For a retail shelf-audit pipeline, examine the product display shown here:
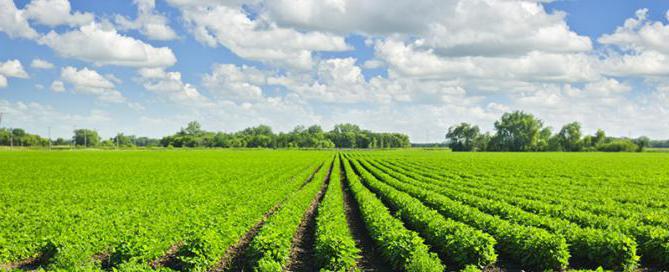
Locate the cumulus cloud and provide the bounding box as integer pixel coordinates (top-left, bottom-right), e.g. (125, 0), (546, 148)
(0, 59), (28, 88)
(265, 0), (591, 56)
(202, 64), (268, 102)
(0, 99), (114, 137)
(0, 0), (39, 39)
(60, 66), (125, 103)
(39, 23), (177, 68)
(137, 68), (211, 106)
(24, 0), (94, 27)
(50, 80), (65, 92)
(31, 59), (54, 69)
(375, 39), (599, 84)
(115, 0), (178, 40)
(599, 9), (669, 77)
(176, 3), (349, 69)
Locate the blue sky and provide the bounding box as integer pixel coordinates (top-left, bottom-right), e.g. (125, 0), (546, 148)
(1, 0), (669, 141)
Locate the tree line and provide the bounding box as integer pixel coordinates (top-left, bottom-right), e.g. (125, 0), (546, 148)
(0, 122), (410, 149)
(160, 122), (410, 148)
(445, 111), (651, 152)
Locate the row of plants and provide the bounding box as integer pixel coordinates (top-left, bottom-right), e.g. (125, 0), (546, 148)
(347, 157), (497, 269)
(363, 158), (638, 270)
(376, 158), (669, 268)
(246, 157), (333, 271)
(344, 156), (570, 270)
(313, 155), (360, 271)
(341, 157), (445, 271)
(393, 158), (669, 228)
(0, 150), (330, 270)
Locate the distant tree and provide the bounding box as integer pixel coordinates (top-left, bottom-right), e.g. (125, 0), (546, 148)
(180, 121), (204, 136)
(445, 123), (481, 151)
(53, 137), (70, 146)
(633, 136), (650, 152)
(73, 129), (100, 147)
(597, 139), (638, 152)
(556, 122), (583, 152)
(112, 133), (135, 147)
(490, 111), (546, 151)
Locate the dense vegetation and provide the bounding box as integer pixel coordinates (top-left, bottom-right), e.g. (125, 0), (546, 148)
(2, 150), (668, 271)
(0, 122), (410, 149)
(159, 122), (410, 149)
(445, 111), (651, 152)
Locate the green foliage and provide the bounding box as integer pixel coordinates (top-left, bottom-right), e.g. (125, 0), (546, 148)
(489, 111), (547, 151)
(350, 158), (497, 268)
(314, 156), (360, 271)
(159, 122), (409, 149)
(248, 158), (332, 270)
(342, 157), (444, 272)
(73, 129), (101, 147)
(597, 139), (638, 152)
(0, 150), (331, 270)
(445, 123), (486, 151)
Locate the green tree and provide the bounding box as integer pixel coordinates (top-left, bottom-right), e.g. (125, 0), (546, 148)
(490, 111), (546, 151)
(445, 123), (481, 151)
(73, 129), (100, 147)
(633, 136), (650, 152)
(557, 122), (583, 151)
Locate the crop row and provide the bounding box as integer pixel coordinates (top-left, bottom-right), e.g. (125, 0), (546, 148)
(357, 157), (638, 270)
(346, 157), (497, 269)
(313, 155), (360, 271)
(247, 156), (333, 271)
(341, 155), (445, 271)
(370, 157), (669, 268)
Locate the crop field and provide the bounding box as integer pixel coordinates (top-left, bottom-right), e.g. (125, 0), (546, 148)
(1, 150), (669, 271)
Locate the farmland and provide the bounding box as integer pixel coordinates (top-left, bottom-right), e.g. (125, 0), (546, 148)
(1, 150), (669, 271)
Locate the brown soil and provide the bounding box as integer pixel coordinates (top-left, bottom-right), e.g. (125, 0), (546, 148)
(0, 245), (56, 271)
(284, 160), (333, 271)
(150, 242), (184, 270)
(209, 163), (326, 272)
(340, 158), (392, 272)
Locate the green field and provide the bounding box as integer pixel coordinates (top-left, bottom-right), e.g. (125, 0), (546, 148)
(1, 150), (668, 271)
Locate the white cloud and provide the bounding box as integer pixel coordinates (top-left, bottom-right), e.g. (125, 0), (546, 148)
(50, 80), (65, 92)
(115, 0), (178, 40)
(598, 9), (669, 77)
(202, 64), (268, 102)
(0, 99), (114, 138)
(0, 59), (29, 79)
(31, 59), (54, 69)
(0, 59), (28, 88)
(60, 66), (125, 103)
(24, 0), (93, 27)
(266, 0), (591, 56)
(0, 0), (38, 39)
(39, 23), (177, 68)
(138, 68), (211, 106)
(362, 59), (385, 69)
(375, 39), (599, 84)
(177, 3), (349, 69)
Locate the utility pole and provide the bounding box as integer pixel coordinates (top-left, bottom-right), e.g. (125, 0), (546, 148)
(0, 112), (4, 128)
(48, 126), (52, 150)
(84, 130), (87, 148)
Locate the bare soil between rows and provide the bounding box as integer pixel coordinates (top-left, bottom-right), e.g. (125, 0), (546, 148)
(340, 158), (392, 272)
(285, 160), (334, 271)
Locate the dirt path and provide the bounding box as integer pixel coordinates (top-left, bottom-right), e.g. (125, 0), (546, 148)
(340, 158), (392, 272)
(285, 160), (333, 271)
(0, 243), (57, 271)
(211, 163), (326, 272)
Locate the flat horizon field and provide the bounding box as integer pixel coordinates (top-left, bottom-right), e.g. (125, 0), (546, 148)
(1, 150), (668, 271)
